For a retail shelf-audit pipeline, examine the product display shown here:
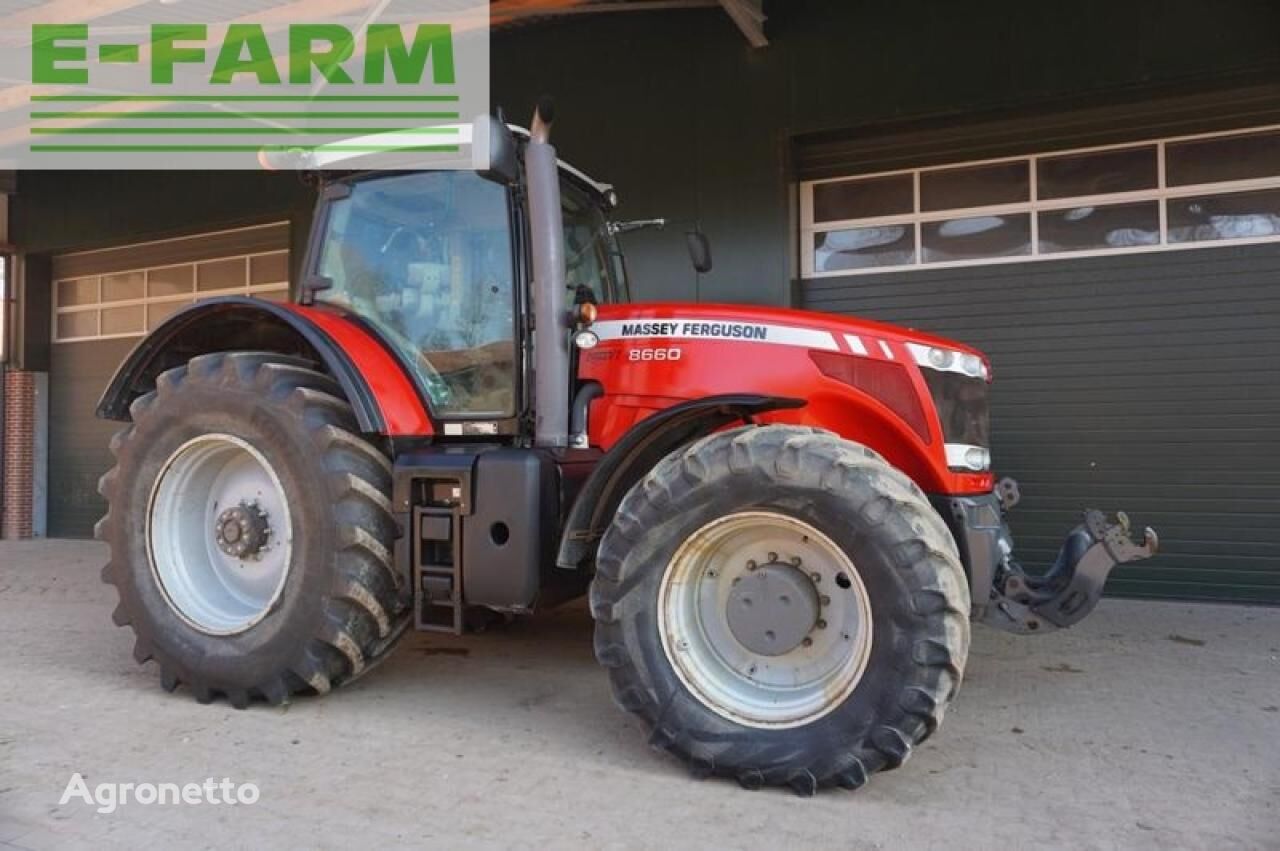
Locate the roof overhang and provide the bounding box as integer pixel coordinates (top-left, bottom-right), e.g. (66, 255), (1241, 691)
(262, 120), (615, 195)
(492, 0), (767, 46)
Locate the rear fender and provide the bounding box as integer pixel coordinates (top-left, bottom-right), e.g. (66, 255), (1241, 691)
(555, 394), (804, 571)
(96, 296), (403, 433)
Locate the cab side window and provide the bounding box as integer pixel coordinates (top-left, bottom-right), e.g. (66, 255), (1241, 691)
(562, 181), (626, 303)
(315, 172), (516, 417)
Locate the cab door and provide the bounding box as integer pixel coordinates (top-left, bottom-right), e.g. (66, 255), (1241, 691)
(309, 171), (521, 432)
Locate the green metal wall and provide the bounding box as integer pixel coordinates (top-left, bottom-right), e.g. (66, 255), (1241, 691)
(490, 0), (1280, 304)
(801, 244), (1280, 604)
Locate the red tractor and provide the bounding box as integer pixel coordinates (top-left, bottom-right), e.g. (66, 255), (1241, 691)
(96, 104), (1156, 794)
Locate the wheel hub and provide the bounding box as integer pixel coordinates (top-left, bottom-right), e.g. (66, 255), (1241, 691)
(214, 502), (270, 559)
(659, 511), (874, 728)
(726, 561), (820, 655)
(147, 433), (293, 635)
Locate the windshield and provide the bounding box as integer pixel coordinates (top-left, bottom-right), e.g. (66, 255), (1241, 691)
(562, 180), (629, 303)
(313, 171), (516, 418)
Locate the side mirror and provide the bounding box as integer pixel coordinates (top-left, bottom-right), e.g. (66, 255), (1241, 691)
(473, 114), (519, 185)
(686, 230), (713, 274)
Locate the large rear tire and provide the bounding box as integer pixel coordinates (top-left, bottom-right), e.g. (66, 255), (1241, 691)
(98, 352), (410, 707)
(590, 425), (969, 794)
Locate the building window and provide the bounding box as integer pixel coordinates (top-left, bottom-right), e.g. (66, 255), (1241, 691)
(800, 125), (1280, 277)
(53, 249), (289, 343)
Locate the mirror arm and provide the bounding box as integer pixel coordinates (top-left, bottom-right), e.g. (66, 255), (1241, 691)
(607, 218), (667, 236)
(299, 275), (334, 306)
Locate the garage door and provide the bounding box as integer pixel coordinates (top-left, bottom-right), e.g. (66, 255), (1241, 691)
(48, 223), (290, 538)
(796, 125), (1280, 604)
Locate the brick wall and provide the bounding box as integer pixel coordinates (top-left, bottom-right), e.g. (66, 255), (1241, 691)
(2, 369), (36, 539)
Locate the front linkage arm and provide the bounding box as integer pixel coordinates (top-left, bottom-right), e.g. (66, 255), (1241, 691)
(987, 508), (1158, 634)
(935, 479), (1159, 635)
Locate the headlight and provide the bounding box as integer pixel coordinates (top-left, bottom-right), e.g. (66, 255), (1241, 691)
(908, 343), (990, 380)
(945, 444), (991, 472)
(909, 341), (992, 471)
(573, 330), (599, 349)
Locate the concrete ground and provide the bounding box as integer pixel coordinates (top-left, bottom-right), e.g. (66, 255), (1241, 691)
(0, 540), (1276, 850)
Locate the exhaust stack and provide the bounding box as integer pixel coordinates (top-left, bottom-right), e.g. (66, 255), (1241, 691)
(525, 98), (571, 448)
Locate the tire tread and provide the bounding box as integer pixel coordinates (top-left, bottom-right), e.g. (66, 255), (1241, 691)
(99, 351), (408, 707)
(589, 424), (969, 794)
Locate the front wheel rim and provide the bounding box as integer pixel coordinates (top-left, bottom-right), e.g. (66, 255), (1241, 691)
(659, 510), (874, 729)
(147, 433), (294, 635)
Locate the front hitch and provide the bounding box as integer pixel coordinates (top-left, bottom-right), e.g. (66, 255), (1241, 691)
(983, 509), (1158, 635)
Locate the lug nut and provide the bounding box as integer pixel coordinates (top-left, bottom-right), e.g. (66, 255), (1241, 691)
(747, 559), (758, 571)
(810, 572), (821, 584)
(767, 552), (778, 563)
(802, 637), (813, 647)
(821, 595), (831, 606)
(791, 556), (802, 566)
(816, 619), (827, 630)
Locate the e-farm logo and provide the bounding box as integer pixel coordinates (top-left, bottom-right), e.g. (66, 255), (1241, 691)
(0, 0), (490, 170)
(31, 24), (457, 88)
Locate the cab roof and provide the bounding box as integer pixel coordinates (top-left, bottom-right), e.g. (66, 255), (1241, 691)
(279, 122), (613, 198)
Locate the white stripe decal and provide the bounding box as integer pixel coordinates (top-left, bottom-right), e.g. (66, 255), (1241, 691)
(844, 334), (868, 355)
(878, 340), (895, 359)
(592, 319), (839, 350)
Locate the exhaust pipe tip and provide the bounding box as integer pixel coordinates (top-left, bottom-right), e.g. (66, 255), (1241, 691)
(257, 146), (311, 172)
(531, 96), (556, 143)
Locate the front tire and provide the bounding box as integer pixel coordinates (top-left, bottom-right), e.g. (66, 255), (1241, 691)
(590, 425), (969, 794)
(98, 352), (410, 707)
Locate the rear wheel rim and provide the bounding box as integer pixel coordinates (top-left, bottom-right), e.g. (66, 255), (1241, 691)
(659, 511), (873, 729)
(147, 434), (294, 636)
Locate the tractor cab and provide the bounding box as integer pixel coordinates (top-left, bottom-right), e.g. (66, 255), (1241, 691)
(300, 127), (628, 430)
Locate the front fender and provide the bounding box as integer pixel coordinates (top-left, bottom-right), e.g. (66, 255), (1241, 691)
(764, 385), (951, 493)
(555, 394), (805, 571)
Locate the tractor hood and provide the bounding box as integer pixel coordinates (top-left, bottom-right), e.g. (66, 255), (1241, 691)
(583, 300), (996, 495)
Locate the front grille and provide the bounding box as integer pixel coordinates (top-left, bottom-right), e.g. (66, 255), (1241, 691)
(810, 350), (932, 443)
(923, 370), (990, 447)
